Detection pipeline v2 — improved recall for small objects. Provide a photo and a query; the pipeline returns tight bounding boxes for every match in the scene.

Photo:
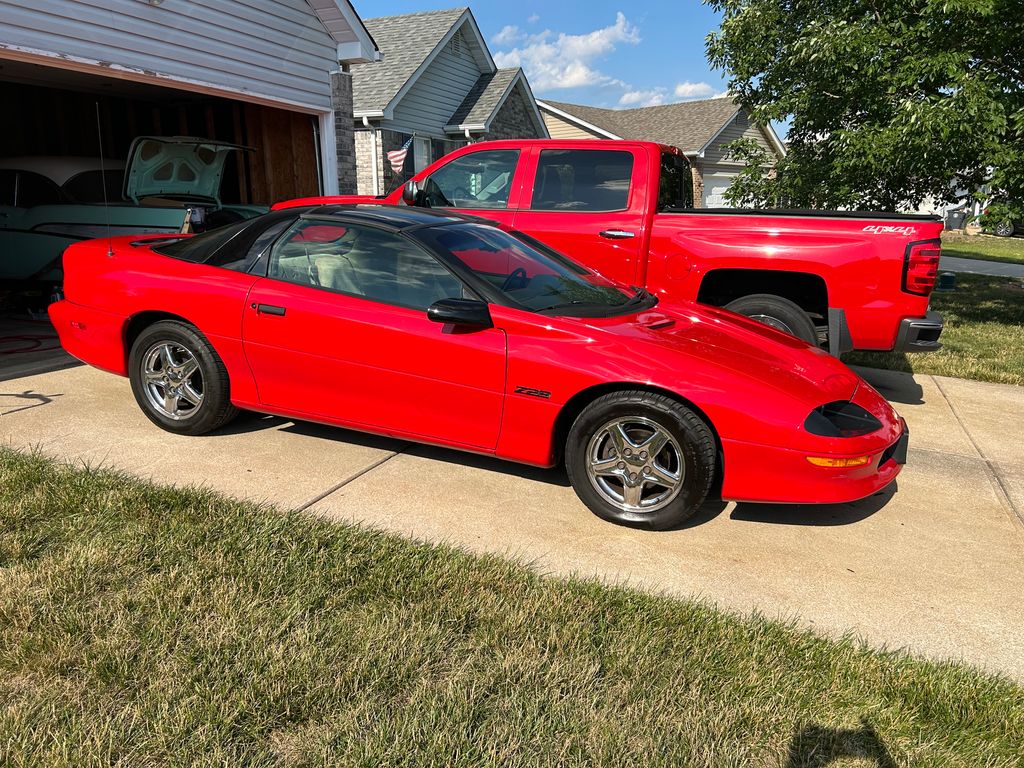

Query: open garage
[0,0,377,374]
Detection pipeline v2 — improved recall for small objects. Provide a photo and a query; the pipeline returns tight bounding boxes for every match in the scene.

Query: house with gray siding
[0,0,378,198]
[351,8,548,196]
[538,98,786,207]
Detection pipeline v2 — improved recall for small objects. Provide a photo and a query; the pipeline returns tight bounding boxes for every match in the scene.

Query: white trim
[443,71,549,138]
[305,0,380,64]
[760,122,788,157]
[0,44,326,114]
[536,100,621,140]
[319,111,339,195]
[381,9,495,120]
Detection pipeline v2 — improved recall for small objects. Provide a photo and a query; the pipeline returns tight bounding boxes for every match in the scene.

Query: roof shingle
[351,7,468,115]
[446,68,521,128]
[541,98,742,153]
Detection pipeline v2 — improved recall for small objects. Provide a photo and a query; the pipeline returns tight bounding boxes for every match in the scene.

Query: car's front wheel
[565,391,716,530]
[128,320,238,435]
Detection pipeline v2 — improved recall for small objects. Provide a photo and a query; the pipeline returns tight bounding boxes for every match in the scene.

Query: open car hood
[124,136,251,206]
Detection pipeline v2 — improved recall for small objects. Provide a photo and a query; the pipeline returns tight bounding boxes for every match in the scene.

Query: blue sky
[359,1,730,109]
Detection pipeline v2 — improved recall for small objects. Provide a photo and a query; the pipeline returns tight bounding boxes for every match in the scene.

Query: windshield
[415,223,656,317]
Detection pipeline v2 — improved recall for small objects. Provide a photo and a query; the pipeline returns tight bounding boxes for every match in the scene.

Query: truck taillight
[903,240,941,296]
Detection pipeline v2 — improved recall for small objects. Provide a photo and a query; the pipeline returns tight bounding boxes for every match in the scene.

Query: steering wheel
[500,267,528,292]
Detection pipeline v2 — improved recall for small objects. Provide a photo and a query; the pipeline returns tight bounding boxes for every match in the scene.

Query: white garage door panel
[0,0,338,111]
[703,173,737,208]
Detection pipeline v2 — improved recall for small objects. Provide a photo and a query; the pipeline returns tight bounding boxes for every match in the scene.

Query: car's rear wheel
[994,220,1015,237]
[565,391,716,530]
[724,293,818,345]
[129,320,238,435]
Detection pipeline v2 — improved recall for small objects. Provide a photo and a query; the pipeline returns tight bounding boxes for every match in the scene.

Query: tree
[704,0,1024,211]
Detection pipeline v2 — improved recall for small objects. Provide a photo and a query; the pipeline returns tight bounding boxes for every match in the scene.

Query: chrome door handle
[599,230,636,240]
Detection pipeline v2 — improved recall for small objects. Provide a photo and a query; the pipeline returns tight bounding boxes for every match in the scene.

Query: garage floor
[0,311,77,383]
[2,364,1022,680]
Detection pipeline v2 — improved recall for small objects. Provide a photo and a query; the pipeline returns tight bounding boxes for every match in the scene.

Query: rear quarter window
[530,149,633,212]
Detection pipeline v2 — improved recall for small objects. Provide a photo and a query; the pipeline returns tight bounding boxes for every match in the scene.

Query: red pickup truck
[277,140,944,354]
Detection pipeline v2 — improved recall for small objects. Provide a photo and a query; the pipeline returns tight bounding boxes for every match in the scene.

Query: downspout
[363,115,380,196]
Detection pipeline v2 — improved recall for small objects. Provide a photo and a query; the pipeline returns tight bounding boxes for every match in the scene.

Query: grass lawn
[845,274,1024,386]
[2,449,1022,766]
[942,232,1024,265]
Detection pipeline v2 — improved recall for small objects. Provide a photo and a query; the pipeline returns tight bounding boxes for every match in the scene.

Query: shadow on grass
[786,718,897,768]
[731,482,897,527]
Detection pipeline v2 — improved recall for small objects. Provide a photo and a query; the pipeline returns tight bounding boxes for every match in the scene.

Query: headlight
[804,401,882,438]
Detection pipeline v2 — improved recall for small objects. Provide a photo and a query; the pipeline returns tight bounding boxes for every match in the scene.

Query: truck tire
[724,293,818,346]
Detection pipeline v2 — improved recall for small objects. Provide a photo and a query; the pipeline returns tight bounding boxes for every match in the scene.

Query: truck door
[511,145,648,285]
[412,147,528,231]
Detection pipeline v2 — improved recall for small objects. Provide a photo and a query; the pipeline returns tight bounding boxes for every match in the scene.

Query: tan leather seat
[314,254,362,295]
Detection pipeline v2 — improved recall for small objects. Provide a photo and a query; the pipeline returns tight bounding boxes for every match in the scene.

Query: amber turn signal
[806,455,872,468]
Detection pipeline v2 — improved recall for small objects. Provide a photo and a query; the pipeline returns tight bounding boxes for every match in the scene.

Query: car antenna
[95,101,113,257]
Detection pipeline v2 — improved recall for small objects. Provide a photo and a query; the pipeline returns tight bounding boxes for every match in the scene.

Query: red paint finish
[276,140,943,352]
[51,222,907,508]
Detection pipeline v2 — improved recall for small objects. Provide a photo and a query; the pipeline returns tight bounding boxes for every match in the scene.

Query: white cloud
[528,13,540,23]
[492,12,640,91]
[491,25,523,47]
[619,88,667,107]
[674,81,718,100]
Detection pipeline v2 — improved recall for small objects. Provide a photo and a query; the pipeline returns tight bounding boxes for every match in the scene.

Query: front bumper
[894,311,944,353]
[720,418,909,505]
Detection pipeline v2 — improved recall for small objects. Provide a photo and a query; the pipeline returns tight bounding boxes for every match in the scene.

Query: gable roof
[445,68,546,136]
[539,97,784,157]
[351,7,493,118]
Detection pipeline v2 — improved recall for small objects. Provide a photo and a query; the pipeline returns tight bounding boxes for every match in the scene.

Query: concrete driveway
[3,364,1023,680]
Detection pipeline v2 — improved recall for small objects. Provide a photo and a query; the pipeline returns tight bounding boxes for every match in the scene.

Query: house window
[413,137,432,174]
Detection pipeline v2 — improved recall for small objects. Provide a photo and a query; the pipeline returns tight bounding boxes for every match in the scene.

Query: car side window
[3,170,65,208]
[421,150,519,209]
[530,149,633,212]
[268,219,471,310]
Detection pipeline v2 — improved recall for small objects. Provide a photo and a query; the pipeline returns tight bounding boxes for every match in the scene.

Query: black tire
[128,320,238,436]
[565,391,716,530]
[724,293,818,345]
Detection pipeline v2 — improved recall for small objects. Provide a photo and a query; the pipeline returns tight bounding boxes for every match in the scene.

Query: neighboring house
[538,98,786,208]
[351,7,549,196]
[0,0,378,199]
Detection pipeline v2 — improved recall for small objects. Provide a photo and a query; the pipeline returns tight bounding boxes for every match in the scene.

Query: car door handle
[252,303,286,316]
[599,229,636,240]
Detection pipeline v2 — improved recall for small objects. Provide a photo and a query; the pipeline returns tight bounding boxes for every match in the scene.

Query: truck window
[531,149,633,212]
[421,150,519,209]
[658,152,694,210]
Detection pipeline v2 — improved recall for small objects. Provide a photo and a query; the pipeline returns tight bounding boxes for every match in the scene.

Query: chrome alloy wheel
[141,342,204,420]
[585,416,685,513]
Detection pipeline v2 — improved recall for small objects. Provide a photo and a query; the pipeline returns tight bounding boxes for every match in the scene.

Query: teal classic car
[1,137,267,282]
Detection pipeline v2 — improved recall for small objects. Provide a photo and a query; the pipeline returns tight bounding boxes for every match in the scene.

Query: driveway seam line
[295,443,413,512]
[932,376,1024,530]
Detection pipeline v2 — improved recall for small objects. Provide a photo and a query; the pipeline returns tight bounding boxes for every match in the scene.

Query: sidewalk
[939,254,1024,278]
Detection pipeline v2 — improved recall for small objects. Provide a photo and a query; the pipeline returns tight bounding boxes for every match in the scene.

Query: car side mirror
[427,298,492,328]
[403,180,423,207]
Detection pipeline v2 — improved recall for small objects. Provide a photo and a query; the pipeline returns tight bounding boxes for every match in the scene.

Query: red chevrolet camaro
[50,205,908,529]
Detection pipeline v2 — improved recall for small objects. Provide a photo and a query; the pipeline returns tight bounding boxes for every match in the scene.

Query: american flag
[386,137,414,175]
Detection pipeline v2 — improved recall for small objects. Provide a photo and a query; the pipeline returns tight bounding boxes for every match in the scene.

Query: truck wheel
[724,293,818,345]
[129,320,238,436]
[565,391,716,530]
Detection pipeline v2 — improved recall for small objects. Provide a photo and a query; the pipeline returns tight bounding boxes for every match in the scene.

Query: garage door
[703,173,737,208]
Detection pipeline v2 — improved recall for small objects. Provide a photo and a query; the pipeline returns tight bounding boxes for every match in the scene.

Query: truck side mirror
[403,180,423,206]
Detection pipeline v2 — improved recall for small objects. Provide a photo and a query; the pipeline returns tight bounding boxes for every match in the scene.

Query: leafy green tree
[705,0,1023,211]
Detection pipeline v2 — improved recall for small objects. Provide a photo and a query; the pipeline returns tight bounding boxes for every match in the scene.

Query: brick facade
[355,129,467,195]
[486,83,545,141]
[330,70,357,195]
[690,163,704,209]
